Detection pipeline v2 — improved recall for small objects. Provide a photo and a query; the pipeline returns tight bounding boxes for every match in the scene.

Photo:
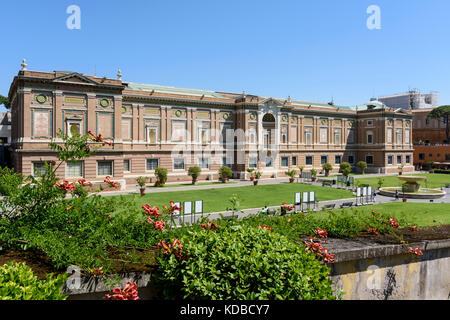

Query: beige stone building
[7,68,414,187]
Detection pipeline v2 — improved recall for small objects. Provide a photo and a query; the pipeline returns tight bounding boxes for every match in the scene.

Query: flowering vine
[105,282,139,300]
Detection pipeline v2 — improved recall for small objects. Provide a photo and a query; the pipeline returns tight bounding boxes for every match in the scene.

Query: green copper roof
[126,82,226,99]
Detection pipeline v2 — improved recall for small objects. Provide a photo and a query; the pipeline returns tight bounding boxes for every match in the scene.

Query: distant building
[0,111,11,167]
[412,109,448,145]
[378,91,439,110]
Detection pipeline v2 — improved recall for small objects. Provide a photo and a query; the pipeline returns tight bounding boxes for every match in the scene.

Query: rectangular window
[347,129,355,144]
[249,157,258,168]
[281,157,289,167]
[387,128,393,144]
[123,159,131,173]
[172,120,186,142]
[348,155,355,164]
[334,129,342,145]
[197,121,210,144]
[305,127,313,145]
[33,162,48,176]
[306,156,313,165]
[406,155,411,164]
[281,125,288,144]
[419,153,425,160]
[265,157,273,168]
[146,159,159,171]
[97,161,113,176]
[388,156,393,165]
[146,126,158,144]
[335,155,342,164]
[367,131,374,144]
[67,161,83,178]
[198,158,209,169]
[67,121,82,137]
[248,124,257,144]
[321,156,328,165]
[174,158,185,170]
[319,127,328,144]
[397,155,402,164]
[366,156,374,165]
[396,129,402,145]
[292,156,297,166]
[222,157,232,168]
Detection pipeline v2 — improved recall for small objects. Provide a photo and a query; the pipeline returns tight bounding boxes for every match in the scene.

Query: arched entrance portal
[262,113,275,148]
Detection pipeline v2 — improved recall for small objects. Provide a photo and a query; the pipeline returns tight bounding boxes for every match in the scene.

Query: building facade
[7,68,414,186]
[412,109,448,145]
[378,91,439,110]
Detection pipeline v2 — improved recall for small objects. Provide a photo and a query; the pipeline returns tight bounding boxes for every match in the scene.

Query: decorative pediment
[259,98,285,108]
[52,73,98,85]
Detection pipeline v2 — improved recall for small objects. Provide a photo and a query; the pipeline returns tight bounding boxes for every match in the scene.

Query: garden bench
[322,181,333,187]
[323,204,336,210]
[340,202,353,208]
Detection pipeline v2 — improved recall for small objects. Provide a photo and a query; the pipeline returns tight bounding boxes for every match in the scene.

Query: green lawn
[354,173,450,189]
[119,183,355,214]
[323,202,450,227]
[148,181,237,188]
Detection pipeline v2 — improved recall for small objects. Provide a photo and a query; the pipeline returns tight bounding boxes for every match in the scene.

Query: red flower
[142,204,162,218]
[105,282,139,300]
[77,178,92,187]
[368,227,380,235]
[408,247,423,256]
[104,176,120,189]
[388,217,399,228]
[281,202,295,211]
[302,237,335,264]
[408,225,419,232]
[313,228,328,240]
[55,180,76,193]
[258,225,272,232]
[157,239,184,260]
[201,222,218,231]
[88,131,112,146]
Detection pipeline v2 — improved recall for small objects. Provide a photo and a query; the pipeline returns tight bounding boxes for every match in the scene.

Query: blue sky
[1,0,449,112]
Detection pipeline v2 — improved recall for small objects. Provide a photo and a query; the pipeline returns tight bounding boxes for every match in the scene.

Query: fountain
[379,176,446,199]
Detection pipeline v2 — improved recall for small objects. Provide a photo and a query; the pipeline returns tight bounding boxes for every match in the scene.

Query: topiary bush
[153,224,336,300]
[188,166,202,185]
[0,262,67,300]
[154,167,168,187]
[218,165,232,183]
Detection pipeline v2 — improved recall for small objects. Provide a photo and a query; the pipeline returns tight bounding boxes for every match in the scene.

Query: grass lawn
[118,183,355,214]
[322,202,450,227]
[354,173,450,189]
[148,181,237,188]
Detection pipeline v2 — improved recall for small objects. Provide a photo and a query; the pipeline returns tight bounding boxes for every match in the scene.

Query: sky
[1,0,449,112]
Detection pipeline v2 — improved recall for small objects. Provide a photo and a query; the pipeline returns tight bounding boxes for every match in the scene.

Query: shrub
[310,169,317,177]
[322,163,333,176]
[356,161,367,174]
[218,166,232,183]
[285,169,297,178]
[136,176,147,188]
[154,167,168,187]
[154,224,335,300]
[0,167,23,196]
[253,171,262,179]
[339,162,351,172]
[0,262,67,300]
[188,166,202,185]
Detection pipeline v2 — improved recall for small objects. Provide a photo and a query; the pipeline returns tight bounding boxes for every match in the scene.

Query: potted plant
[136,176,147,196]
[219,165,232,183]
[285,169,297,183]
[247,168,255,181]
[356,161,367,174]
[427,161,435,173]
[398,165,404,176]
[298,166,304,178]
[188,166,202,185]
[154,167,168,187]
[253,171,262,185]
[377,177,384,190]
[322,163,333,177]
[310,169,317,182]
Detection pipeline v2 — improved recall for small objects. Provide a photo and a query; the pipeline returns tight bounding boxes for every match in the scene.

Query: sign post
[184,201,192,224]
[302,192,309,212]
[195,200,203,219]
[295,192,301,213]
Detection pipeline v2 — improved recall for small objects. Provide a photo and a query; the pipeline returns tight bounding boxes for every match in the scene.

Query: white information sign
[184,201,192,215]
[195,200,203,214]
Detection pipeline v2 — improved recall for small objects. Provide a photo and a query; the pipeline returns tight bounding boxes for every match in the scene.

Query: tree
[219,166,232,183]
[356,161,367,174]
[154,167,168,187]
[188,166,202,185]
[428,105,450,143]
[322,163,333,177]
[0,94,10,109]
